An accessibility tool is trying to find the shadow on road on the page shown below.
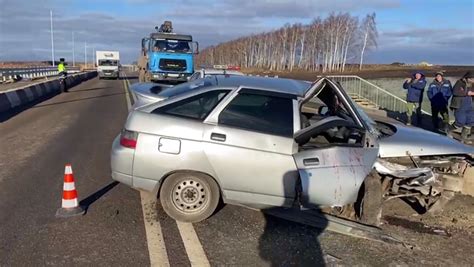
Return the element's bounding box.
[32,92,125,108]
[79,181,119,214]
[258,207,327,266]
[257,173,327,266]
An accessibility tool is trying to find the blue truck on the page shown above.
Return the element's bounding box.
[142,21,199,83]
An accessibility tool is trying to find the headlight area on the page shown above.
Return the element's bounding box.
[373,154,474,213]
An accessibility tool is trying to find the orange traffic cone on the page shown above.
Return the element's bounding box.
[56,164,84,217]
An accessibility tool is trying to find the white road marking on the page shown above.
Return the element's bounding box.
[176,221,211,267]
[123,74,210,266]
[127,79,138,102]
[122,76,132,110]
[141,191,170,267]
[123,74,170,267]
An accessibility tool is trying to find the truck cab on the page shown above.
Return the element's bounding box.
[143,32,198,83]
[96,51,120,79]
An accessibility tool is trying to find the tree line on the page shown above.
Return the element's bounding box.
[195,13,378,72]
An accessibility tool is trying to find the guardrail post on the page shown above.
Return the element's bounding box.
[358,78,361,98]
[375,89,379,107]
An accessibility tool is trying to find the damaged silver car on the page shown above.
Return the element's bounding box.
[112,75,473,224]
[304,82,474,222]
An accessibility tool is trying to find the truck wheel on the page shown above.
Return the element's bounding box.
[358,171,383,226]
[160,172,220,223]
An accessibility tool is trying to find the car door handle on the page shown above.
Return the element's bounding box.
[210,133,226,142]
[303,158,320,166]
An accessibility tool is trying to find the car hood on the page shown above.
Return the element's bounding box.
[378,123,474,158]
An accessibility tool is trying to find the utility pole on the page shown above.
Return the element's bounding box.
[72,32,75,67]
[93,47,96,67]
[84,42,87,69]
[50,10,55,66]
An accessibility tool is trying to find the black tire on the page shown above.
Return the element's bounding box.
[359,171,383,226]
[160,172,220,223]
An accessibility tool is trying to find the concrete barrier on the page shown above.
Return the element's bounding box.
[0,71,97,113]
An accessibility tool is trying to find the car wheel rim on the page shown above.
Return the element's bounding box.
[172,179,208,213]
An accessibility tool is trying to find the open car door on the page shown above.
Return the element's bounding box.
[294,78,379,207]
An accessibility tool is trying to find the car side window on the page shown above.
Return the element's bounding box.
[153,90,229,120]
[218,92,294,137]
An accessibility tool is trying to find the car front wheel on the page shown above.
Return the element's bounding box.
[357,171,383,226]
[159,172,220,223]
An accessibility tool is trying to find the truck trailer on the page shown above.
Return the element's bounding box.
[96,51,120,79]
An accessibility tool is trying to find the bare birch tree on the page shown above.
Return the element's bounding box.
[195,13,377,73]
[359,13,378,70]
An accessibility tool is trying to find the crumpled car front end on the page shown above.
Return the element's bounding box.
[375,122,474,212]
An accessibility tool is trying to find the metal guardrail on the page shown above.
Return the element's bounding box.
[0,66,81,82]
[327,75,431,116]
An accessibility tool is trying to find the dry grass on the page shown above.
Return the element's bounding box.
[242,65,472,79]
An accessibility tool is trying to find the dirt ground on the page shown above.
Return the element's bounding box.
[244,65,473,80]
[359,194,474,265]
[383,194,474,231]
[313,194,473,266]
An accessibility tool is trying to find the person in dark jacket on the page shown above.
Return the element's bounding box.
[428,72,452,131]
[403,71,427,125]
[448,71,474,143]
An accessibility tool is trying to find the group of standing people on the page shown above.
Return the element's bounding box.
[403,70,473,143]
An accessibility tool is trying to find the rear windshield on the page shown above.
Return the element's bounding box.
[158,78,214,98]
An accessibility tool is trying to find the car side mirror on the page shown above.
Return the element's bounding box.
[318,106,329,116]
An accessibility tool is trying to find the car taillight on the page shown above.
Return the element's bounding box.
[120,129,138,149]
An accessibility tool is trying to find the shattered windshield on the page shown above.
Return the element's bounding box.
[152,39,191,53]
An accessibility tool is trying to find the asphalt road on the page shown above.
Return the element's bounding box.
[1,72,472,266]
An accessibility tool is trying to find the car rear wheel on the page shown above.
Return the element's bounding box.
[160,172,220,223]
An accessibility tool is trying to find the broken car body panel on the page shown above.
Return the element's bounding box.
[378,124,474,158]
[113,76,379,212]
[295,146,379,206]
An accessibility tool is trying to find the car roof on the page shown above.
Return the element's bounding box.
[211,75,312,97]
[198,69,244,75]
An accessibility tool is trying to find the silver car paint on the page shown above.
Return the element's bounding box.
[113,76,473,212]
[202,123,299,207]
[112,77,379,209]
[110,135,134,185]
[131,82,170,108]
[294,146,379,206]
[190,69,245,81]
[379,124,474,158]
[126,112,219,193]
[132,71,244,108]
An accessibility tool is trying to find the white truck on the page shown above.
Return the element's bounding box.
[96,51,120,79]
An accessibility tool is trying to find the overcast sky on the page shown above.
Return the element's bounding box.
[0,0,473,65]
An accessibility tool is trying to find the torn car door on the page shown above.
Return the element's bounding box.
[294,146,378,207]
[293,117,379,207]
